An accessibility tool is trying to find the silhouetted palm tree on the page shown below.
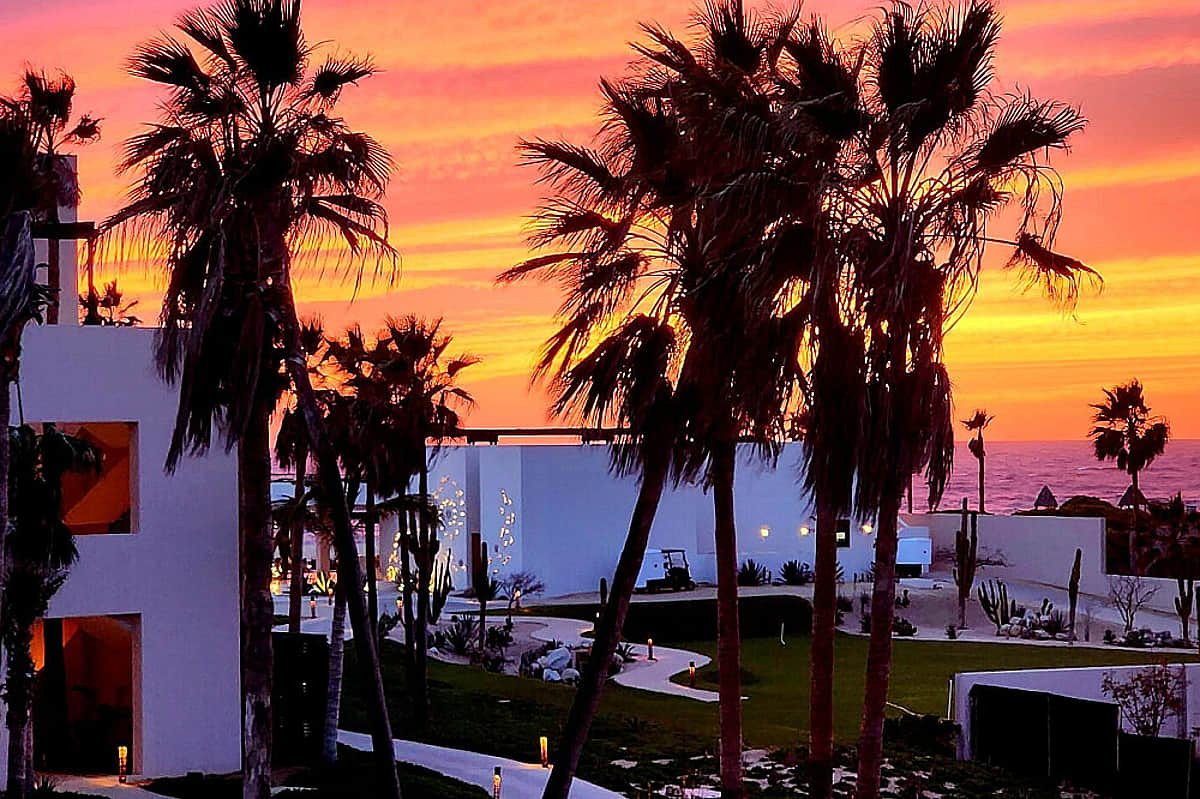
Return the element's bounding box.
[0,70,98,659]
[103,2,402,796]
[3,423,99,798]
[1090,379,1169,567]
[962,410,993,512]
[839,4,1099,797]
[504,6,831,795]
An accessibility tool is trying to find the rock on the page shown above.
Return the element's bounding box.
[1054,633,1069,641]
[561,667,580,684]
[998,624,1011,636]
[1033,630,1051,640]
[543,668,562,682]
[544,647,573,671]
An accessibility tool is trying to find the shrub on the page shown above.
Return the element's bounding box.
[895,589,911,608]
[528,594,813,641]
[860,613,872,633]
[738,559,771,587]
[836,594,853,614]
[1043,609,1068,636]
[883,715,960,758]
[615,641,637,663]
[437,615,477,656]
[894,617,918,637]
[945,624,958,640]
[779,560,812,586]
[485,623,513,656]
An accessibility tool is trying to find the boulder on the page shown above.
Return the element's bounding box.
[543,668,562,682]
[544,647,573,672]
[562,667,581,684]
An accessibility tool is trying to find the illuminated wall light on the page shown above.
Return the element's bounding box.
[539,735,549,768]
[118,745,129,782]
[759,525,770,539]
[799,525,811,537]
[861,522,875,535]
[493,766,502,799]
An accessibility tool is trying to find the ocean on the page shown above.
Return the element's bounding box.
[935,439,1200,514]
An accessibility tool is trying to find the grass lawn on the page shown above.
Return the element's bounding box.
[339,632,1194,794]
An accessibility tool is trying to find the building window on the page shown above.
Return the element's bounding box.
[835,518,851,548]
[58,422,137,535]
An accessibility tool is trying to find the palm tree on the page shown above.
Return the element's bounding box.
[0,70,98,644]
[962,410,993,512]
[3,423,100,798]
[504,7,828,796]
[324,317,476,729]
[103,3,403,796]
[836,4,1099,797]
[1090,380,1169,521]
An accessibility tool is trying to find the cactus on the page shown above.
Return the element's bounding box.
[429,556,454,625]
[1068,549,1081,641]
[1039,598,1055,616]
[1176,578,1194,646]
[977,579,1019,633]
[953,498,978,629]
[599,576,608,609]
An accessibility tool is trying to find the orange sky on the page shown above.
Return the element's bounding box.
[3,0,1198,440]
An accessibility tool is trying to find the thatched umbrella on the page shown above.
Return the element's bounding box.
[1033,485,1058,510]
[1119,485,1148,509]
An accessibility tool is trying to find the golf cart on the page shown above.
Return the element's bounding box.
[636,548,696,592]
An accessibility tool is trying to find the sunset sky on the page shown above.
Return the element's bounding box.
[3,0,1198,440]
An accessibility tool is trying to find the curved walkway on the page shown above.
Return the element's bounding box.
[338,730,622,799]
[528,616,719,702]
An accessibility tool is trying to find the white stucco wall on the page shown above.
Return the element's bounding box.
[4,325,240,779]
[952,663,1200,758]
[427,443,883,598]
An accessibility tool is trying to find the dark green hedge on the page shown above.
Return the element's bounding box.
[529,593,812,643]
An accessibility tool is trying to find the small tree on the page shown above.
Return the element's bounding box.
[1108,575,1159,632]
[1068,549,1081,641]
[953,498,978,629]
[1175,579,1194,646]
[503,571,544,614]
[961,410,993,512]
[1102,663,1186,736]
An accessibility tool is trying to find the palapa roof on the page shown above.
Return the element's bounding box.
[1033,485,1058,509]
[1118,485,1148,508]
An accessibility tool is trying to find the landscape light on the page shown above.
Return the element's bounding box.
[759,525,770,539]
[309,597,317,618]
[493,766,502,798]
[688,661,696,687]
[799,525,811,537]
[514,589,522,608]
[861,522,874,535]
[539,735,549,768]
[647,638,655,662]
[118,745,128,783]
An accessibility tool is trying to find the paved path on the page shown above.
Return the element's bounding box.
[54,776,160,798]
[338,730,622,798]
[527,616,719,702]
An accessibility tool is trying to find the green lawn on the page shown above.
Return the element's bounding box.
[340,633,1194,794]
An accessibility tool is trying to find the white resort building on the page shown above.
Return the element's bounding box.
[0,163,241,782]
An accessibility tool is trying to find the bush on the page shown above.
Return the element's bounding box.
[738,559,771,586]
[485,623,513,656]
[837,594,854,614]
[530,594,813,641]
[615,641,637,663]
[945,624,958,640]
[883,714,960,758]
[435,615,477,655]
[894,617,918,637]
[779,560,812,586]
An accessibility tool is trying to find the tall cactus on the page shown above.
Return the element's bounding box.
[1176,578,1194,646]
[977,579,1018,633]
[953,498,978,629]
[1068,549,1081,642]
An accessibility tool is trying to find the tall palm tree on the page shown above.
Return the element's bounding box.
[0,70,98,641]
[3,423,100,798]
[505,7,834,796]
[1090,380,1169,522]
[836,4,1099,797]
[962,410,993,512]
[103,3,403,796]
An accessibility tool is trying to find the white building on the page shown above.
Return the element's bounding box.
[1,168,241,780]
[378,442,920,598]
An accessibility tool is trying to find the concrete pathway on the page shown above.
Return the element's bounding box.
[54,776,161,798]
[338,730,622,799]
[527,616,719,702]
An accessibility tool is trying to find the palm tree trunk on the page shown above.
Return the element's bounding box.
[279,300,404,799]
[413,465,432,729]
[322,583,348,765]
[5,629,34,799]
[399,510,416,676]
[808,499,838,799]
[1129,469,1140,574]
[289,444,308,633]
[365,487,378,639]
[0,377,10,630]
[240,410,274,799]
[977,443,985,514]
[541,448,670,799]
[712,440,744,799]
[855,500,901,799]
